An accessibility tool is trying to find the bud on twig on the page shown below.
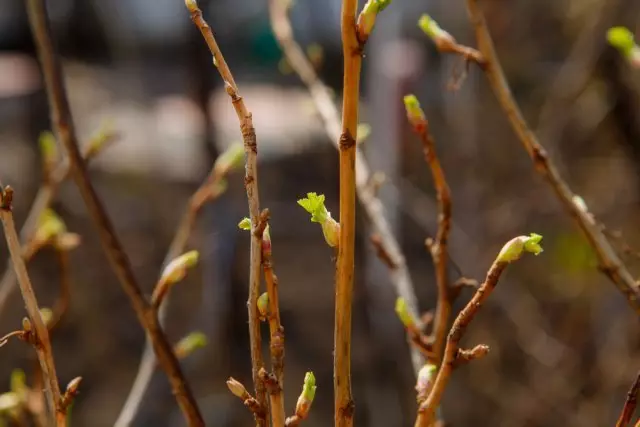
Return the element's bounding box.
[496,233,543,263]
[39,131,58,175]
[174,331,208,359]
[415,364,436,403]
[403,95,427,131]
[297,193,340,247]
[152,250,200,307]
[226,377,250,400]
[357,0,392,41]
[607,27,640,69]
[293,372,316,420]
[257,292,269,321]
[33,209,66,248]
[395,297,416,330]
[185,0,198,13]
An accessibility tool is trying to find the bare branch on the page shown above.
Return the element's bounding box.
[616,371,640,427]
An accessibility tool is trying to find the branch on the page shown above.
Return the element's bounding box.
[268,0,425,376]
[404,95,452,363]
[461,0,640,313]
[617,371,640,427]
[0,187,65,426]
[115,143,240,426]
[415,234,543,426]
[0,126,117,316]
[258,211,286,427]
[185,0,267,424]
[24,1,204,425]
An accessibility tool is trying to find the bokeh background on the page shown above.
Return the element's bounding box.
[1,0,640,426]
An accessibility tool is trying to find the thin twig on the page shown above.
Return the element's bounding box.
[258,210,286,427]
[0,130,118,315]
[268,0,425,376]
[415,260,506,426]
[0,188,65,426]
[463,0,640,313]
[115,155,231,426]
[405,98,453,364]
[48,248,71,332]
[334,0,363,424]
[24,1,204,425]
[616,371,640,427]
[185,1,267,424]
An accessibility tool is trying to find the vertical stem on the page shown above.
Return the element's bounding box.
[0,204,65,426]
[336,0,361,426]
[24,1,203,425]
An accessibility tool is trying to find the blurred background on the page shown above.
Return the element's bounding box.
[1,0,640,426]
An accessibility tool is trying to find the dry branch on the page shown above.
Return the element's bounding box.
[616,371,640,427]
[185,0,267,424]
[24,0,203,425]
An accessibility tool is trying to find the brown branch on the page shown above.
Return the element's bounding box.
[405,98,453,364]
[268,0,425,377]
[0,128,117,316]
[185,0,267,424]
[24,1,204,425]
[258,210,286,427]
[617,371,640,427]
[334,0,364,424]
[116,150,233,425]
[415,260,507,427]
[462,0,640,313]
[0,188,65,426]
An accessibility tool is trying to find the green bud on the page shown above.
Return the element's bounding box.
[39,131,58,169]
[395,297,415,329]
[415,364,436,401]
[160,250,200,286]
[174,331,208,359]
[34,209,66,246]
[403,94,427,128]
[214,143,245,174]
[496,233,543,263]
[257,292,269,320]
[294,371,316,419]
[238,217,251,231]
[418,14,444,41]
[607,27,636,56]
[185,0,198,13]
[298,193,340,247]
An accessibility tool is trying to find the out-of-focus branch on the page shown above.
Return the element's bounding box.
[24,1,204,425]
[404,95,452,363]
[616,371,640,427]
[415,234,543,426]
[420,6,640,314]
[268,0,425,376]
[0,127,117,316]
[115,143,242,427]
[0,187,65,426]
[185,0,267,424]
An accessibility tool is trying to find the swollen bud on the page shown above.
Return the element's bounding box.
[415,364,436,403]
[214,143,245,175]
[403,94,427,130]
[160,250,200,286]
[395,297,416,330]
[174,331,208,359]
[294,372,316,420]
[238,217,251,231]
[185,0,198,13]
[257,292,269,320]
[496,233,543,263]
[39,131,58,173]
[34,209,66,247]
[298,193,340,247]
[226,377,249,399]
[606,27,640,68]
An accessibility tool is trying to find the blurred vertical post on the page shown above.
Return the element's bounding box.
[364,5,424,426]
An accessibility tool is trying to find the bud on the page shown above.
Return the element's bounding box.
[185,0,198,13]
[257,292,269,320]
[160,250,200,286]
[415,364,436,402]
[34,209,66,247]
[403,94,427,130]
[496,233,543,263]
[65,377,82,396]
[174,331,208,359]
[294,372,316,419]
[214,143,245,175]
[356,123,372,145]
[39,131,58,172]
[607,27,640,69]
[395,297,416,330]
[297,193,340,247]
[39,308,53,326]
[262,225,272,258]
[226,377,248,399]
[85,119,116,159]
[238,217,251,231]
[22,317,31,332]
